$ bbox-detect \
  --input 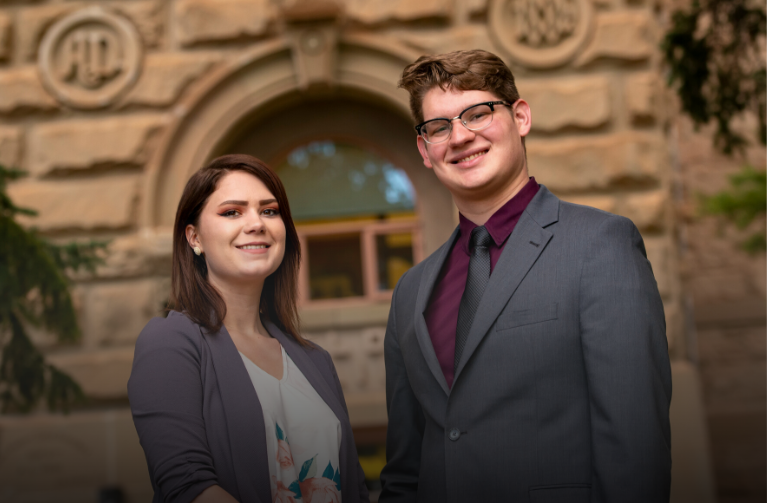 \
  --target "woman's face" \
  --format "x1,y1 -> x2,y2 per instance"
186,170 -> 286,288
